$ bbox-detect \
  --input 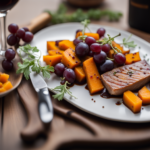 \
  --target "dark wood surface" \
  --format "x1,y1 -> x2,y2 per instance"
1,0 -> 150,150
